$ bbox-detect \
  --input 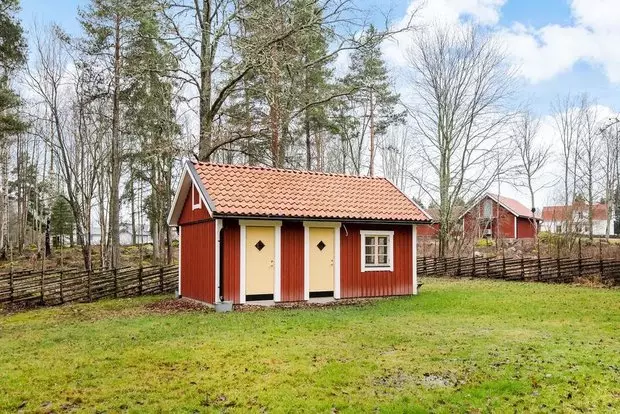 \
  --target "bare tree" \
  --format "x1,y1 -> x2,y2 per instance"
578,101 -> 602,240
551,93 -> 587,233
406,25 -> 516,257
25,24 -> 106,270
510,110 -> 552,235
601,121 -> 620,239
